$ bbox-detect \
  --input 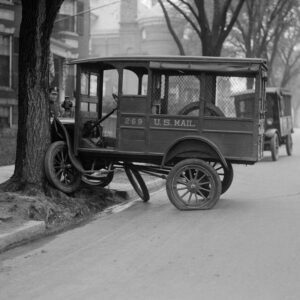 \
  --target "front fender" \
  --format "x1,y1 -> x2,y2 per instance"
264,128 -> 278,139
51,117 -> 85,173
